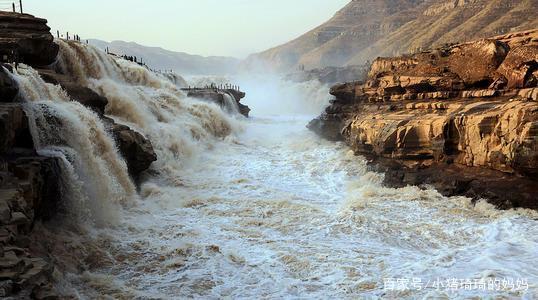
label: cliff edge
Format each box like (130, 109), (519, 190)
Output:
(310, 29), (538, 209)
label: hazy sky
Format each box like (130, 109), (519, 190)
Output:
(24, 0), (350, 58)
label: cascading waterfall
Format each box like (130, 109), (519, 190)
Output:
(55, 40), (239, 177)
(9, 40), (240, 225)
(12, 65), (135, 225)
(222, 92), (240, 114)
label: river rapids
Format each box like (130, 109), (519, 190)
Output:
(9, 41), (538, 299)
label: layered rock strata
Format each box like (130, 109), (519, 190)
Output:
(0, 12), (59, 66)
(0, 75), (60, 299)
(310, 30), (538, 209)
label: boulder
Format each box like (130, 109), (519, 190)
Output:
(329, 82), (358, 103)
(497, 45), (538, 88)
(38, 69), (108, 114)
(102, 117), (157, 179)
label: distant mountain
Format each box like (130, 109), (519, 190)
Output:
(245, 0), (538, 72)
(89, 40), (240, 75)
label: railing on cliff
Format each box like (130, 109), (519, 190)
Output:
(181, 84), (242, 93)
(0, 0), (23, 13)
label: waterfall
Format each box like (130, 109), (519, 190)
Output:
(222, 92), (240, 114)
(10, 40), (239, 224)
(55, 40), (239, 178)
(12, 66), (134, 225)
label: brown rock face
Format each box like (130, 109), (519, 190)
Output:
(0, 12), (59, 66)
(184, 88), (251, 117)
(0, 67), (18, 102)
(246, 0), (538, 72)
(310, 30), (538, 209)
(102, 117), (157, 180)
(0, 103), (61, 298)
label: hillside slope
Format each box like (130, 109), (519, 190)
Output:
(246, 0), (538, 72)
(90, 40), (240, 75)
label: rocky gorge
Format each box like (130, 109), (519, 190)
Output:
(0, 4), (538, 299)
(310, 29), (538, 209)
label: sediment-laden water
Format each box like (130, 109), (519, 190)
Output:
(11, 42), (538, 299)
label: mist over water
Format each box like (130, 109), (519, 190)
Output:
(11, 41), (538, 299)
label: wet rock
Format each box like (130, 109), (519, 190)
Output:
(38, 69), (108, 115)
(102, 117), (157, 180)
(0, 279), (13, 297)
(307, 117), (345, 142)
(9, 212), (28, 225)
(0, 251), (23, 270)
(10, 157), (62, 221)
(0, 104), (35, 154)
(0, 198), (10, 225)
(0, 67), (18, 103)
(31, 284), (58, 300)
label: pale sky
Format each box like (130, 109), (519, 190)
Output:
(23, 0), (350, 58)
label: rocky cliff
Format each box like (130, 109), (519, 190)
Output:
(0, 12), (63, 298)
(0, 11), (59, 66)
(0, 12), (158, 298)
(310, 29), (538, 209)
(246, 0), (538, 72)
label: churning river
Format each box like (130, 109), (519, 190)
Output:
(10, 41), (538, 299)
(74, 113), (538, 299)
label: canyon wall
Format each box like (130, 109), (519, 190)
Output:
(310, 29), (538, 209)
(0, 12), (62, 298)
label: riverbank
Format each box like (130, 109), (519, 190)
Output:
(310, 29), (538, 209)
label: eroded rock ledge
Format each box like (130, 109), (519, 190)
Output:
(309, 30), (538, 209)
(184, 88), (251, 117)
